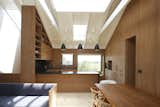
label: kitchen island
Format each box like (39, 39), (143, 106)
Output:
(36, 71), (99, 92)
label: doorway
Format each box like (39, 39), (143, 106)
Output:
(125, 36), (136, 87)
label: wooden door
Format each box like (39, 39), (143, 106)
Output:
(125, 36), (136, 87)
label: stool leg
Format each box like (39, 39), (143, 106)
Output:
(92, 104), (96, 107)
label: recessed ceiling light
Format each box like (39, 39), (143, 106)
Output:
(52, 0), (111, 12)
(73, 25), (87, 41)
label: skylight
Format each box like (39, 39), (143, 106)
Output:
(0, 7), (20, 73)
(52, 0), (111, 12)
(73, 25), (87, 41)
(39, 0), (58, 29)
(100, 0), (131, 33)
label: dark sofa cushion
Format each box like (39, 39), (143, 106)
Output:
(0, 83), (53, 96)
(0, 96), (48, 107)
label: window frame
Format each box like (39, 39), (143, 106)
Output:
(77, 54), (102, 72)
(61, 53), (74, 66)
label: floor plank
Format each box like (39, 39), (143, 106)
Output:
(56, 92), (93, 107)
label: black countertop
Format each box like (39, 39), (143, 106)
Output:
(36, 71), (99, 75)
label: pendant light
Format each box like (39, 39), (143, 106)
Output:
(61, 43), (66, 50)
(94, 44), (100, 51)
(78, 43), (83, 49)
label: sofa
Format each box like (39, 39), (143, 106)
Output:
(0, 83), (57, 107)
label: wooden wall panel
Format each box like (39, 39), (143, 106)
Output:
(0, 74), (20, 82)
(51, 49), (61, 69)
(156, 0), (160, 97)
(105, 0), (160, 97)
(36, 74), (99, 92)
(21, 6), (36, 82)
(41, 43), (53, 60)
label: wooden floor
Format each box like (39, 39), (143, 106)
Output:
(56, 92), (93, 107)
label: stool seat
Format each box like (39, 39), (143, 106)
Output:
(100, 80), (117, 84)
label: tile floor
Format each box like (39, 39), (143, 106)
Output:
(56, 92), (93, 107)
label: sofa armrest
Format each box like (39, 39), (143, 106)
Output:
(49, 83), (57, 107)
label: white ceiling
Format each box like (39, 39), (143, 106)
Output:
(1, 0), (131, 49)
(43, 0), (123, 49)
(0, 0), (18, 9)
(47, 0), (121, 49)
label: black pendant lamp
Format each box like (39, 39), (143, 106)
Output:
(61, 43), (66, 50)
(94, 44), (100, 51)
(78, 43), (83, 49)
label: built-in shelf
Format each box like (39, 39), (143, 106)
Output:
(35, 10), (52, 59)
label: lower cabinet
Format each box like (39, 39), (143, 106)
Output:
(36, 74), (99, 92)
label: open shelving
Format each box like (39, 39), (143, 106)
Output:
(35, 10), (52, 59)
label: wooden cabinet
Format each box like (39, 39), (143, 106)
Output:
(21, 6), (52, 82)
(36, 74), (99, 92)
(21, 6), (36, 82)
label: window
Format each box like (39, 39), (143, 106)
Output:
(101, 0), (130, 32)
(78, 55), (101, 72)
(39, 0), (58, 28)
(73, 25), (87, 41)
(62, 54), (73, 65)
(52, 0), (111, 12)
(0, 6), (21, 73)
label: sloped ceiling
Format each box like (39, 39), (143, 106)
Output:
(13, 0), (131, 49)
(99, 0), (131, 49)
(43, 0), (119, 49)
